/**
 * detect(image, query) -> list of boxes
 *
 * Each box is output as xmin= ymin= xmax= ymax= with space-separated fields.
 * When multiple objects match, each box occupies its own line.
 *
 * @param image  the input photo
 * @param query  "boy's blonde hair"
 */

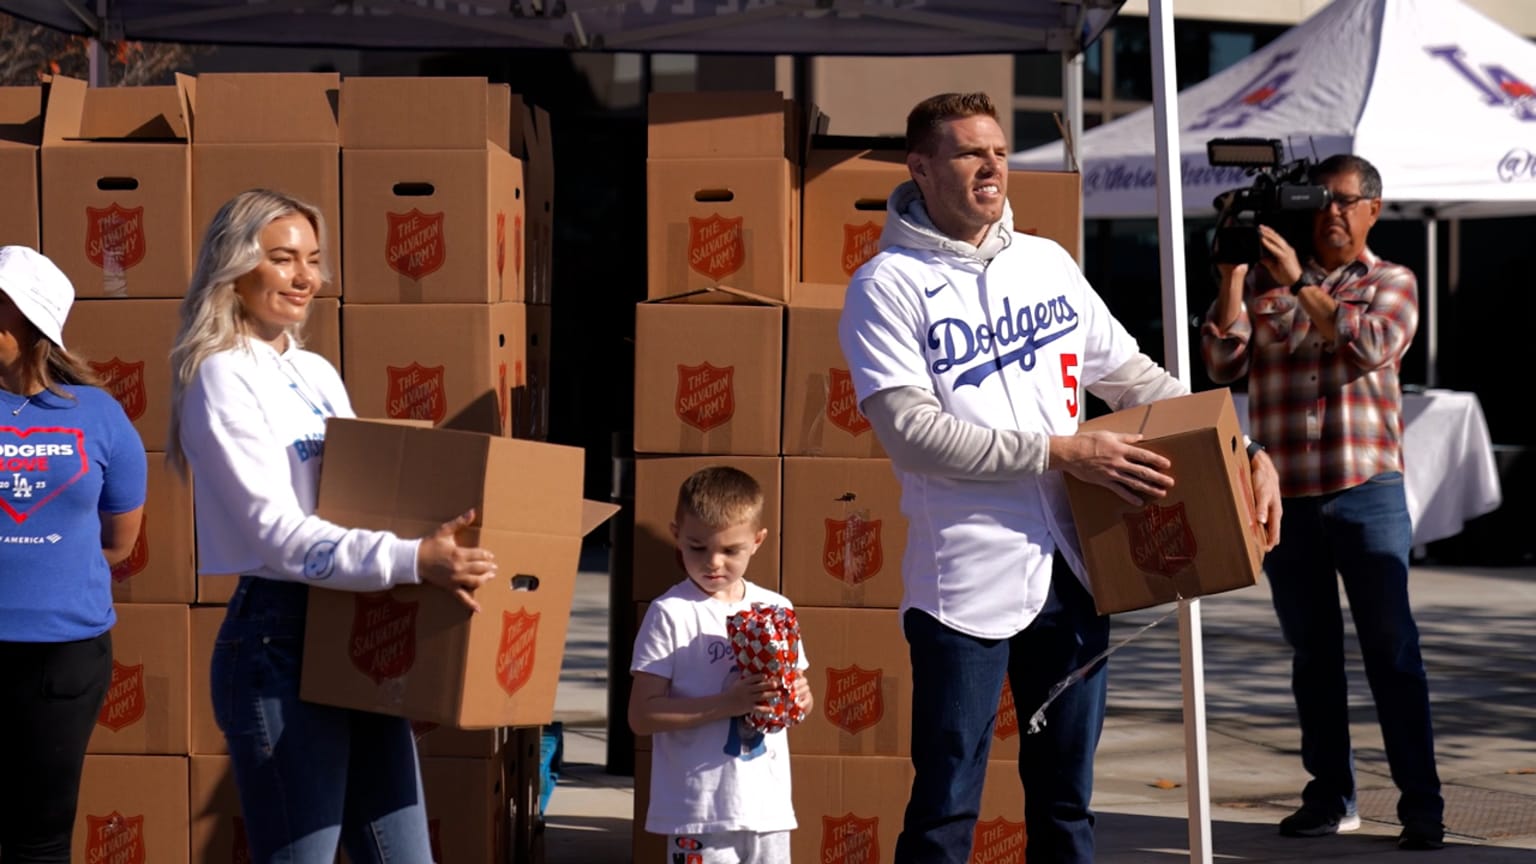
xmin=674 ymin=466 xmax=764 ymax=530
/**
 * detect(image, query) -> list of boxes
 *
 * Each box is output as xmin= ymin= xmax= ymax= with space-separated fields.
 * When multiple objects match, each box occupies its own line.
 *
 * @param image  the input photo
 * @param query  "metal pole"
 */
xmin=1425 ymin=214 xmax=1438 ymax=389
xmin=1062 ymin=49 xmax=1085 ymax=267
xmin=88 ymin=0 xmax=108 ymax=86
xmin=1148 ymin=0 xmax=1214 ymax=861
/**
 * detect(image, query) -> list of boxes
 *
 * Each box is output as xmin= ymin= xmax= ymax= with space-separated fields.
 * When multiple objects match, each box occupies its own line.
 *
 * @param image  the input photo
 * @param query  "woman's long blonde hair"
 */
xmin=165 ymin=189 xmax=330 ymax=476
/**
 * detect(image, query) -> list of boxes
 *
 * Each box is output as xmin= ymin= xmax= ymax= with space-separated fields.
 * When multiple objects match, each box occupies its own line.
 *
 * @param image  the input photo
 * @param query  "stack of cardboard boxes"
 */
xmin=629 ymin=91 xmax=1084 ymax=863
xmin=0 ymin=72 xmax=563 ymax=863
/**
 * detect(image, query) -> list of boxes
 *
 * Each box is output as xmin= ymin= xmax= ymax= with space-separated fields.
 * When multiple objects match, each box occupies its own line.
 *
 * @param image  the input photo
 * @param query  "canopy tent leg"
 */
xmin=1148 ymin=0 xmax=1213 ymax=861
xmin=1425 ymin=214 xmax=1439 ymax=389
xmin=1062 ymin=49 xmax=1085 ymax=267
xmin=87 ymin=0 xmax=106 ymax=86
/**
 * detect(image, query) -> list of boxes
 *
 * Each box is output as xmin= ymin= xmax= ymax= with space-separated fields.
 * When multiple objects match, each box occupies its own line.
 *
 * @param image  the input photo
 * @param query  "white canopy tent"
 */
xmin=1011 ymin=0 xmax=1536 ymax=220
xmin=0 ymin=1 xmax=1234 ymax=860
xmin=1010 ymin=0 xmax=1536 ymax=387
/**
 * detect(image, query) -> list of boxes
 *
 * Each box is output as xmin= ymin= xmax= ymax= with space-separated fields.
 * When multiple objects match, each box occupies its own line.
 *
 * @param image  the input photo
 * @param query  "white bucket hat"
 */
xmin=0 ymin=245 xmax=74 ymax=348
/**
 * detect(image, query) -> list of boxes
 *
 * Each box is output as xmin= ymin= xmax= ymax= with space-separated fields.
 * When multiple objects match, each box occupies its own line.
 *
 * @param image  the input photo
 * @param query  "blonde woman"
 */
xmin=0 ymin=245 xmax=146 ymax=863
xmin=168 ymin=189 xmax=497 ymax=863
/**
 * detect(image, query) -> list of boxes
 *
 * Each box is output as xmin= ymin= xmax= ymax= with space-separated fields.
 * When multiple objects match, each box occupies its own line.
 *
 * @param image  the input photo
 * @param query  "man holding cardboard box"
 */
xmin=838 ymin=92 xmax=1281 ymax=864
xmin=1202 ymin=154 xmax=1445 ymax=851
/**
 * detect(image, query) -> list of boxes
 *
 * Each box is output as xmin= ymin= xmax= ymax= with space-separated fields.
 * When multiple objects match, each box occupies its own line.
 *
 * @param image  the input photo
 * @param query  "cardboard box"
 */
xmin=63 ymin=298 xmax=179 ymax=450
xmin=0 ymin=85 xmax=42 ymax=248
xmin=342 ymin=302 xmax=526 ymax=434
xmin=647 ymin=91 xmax=801 ymax=161
xmin=634 ymin=291 xmax=783 ymax=456
xmin=517 ymin=102 xmax=555 ymax=305
xmin=110 ymin=453 xmax=195 ymax=604
xmin=41 ymin=75 xmax=193 ymax=298
xmin=790 ymin=608 xmax=910 ymax=756
xmin=89 ymin=603 xmax=190 ymax=755
xmin=341 ymin=77 xmax=525 ymax=304
xmin=1007 ymin=170 xmax=1083 ymax=261
xmin=784 ymin=298 xmax=885 ymax=457
xmin=518 ymin=303 xmax=552 ymax=441
xmin=781 ymin=459 xmax=906 ymax=608
xmin=197 ymin=573 xmax=238 ymax=606
xmin=1065 ymin=389 xmax=1265 ymax=615
xmin=191 ymin=73 xmax=342 ymax=297
xmin=647 ymin=157 xmax=797 ymax=302
xmin=188 ymin=754 xmax=243 ymax=863
xmin=801 ymin=147 xmax=908 ymax=284
xmin=188 ymin=606 xmax=225 ymax=756
xmin=299 ymin=418 xmax=617 ymax=727
xmin=76 ymin=755 xmax=189 ymax=864
xmin=790 ymin=755 xmax=1024 ymax=864
xmin=632 ymin=455 xmax=781 ymax=603
xmin=422 ymin=757 xmax=506 ymax=864
xmin=414 ymin=722 xmax=505 ymax=759
xmin=632 ymin=749 xmax=668 ymax=863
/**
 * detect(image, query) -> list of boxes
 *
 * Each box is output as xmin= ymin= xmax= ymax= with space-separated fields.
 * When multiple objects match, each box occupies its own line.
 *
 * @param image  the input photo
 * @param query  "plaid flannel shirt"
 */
xmin=1201 ymin=247 xmax=1418 ymax=498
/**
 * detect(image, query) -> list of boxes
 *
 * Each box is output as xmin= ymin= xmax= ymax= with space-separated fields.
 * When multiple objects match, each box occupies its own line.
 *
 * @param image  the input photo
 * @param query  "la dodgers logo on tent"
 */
xmin=1190 ymin=49 xmax=1300 ymax=132
xmin=1427 ymin=44 xmax=1536 ymax=121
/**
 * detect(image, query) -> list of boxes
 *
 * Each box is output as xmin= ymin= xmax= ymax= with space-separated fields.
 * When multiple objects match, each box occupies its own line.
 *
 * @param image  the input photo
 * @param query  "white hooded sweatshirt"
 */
xmin=838 ymin=181 xmax=1183 ymax=638
xmin=179 ymin=339 xmax=421 ymax=591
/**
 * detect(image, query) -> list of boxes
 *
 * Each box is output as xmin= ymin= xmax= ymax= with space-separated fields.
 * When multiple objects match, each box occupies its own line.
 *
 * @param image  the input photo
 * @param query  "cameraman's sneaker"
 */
xmin=1279 ymin=805 xmax=1361 ymax=837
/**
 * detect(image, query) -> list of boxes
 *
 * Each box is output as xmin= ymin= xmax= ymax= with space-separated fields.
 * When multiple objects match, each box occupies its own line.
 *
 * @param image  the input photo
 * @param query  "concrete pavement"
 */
xmin=545 ymin=561 xmax=1536 ymax=862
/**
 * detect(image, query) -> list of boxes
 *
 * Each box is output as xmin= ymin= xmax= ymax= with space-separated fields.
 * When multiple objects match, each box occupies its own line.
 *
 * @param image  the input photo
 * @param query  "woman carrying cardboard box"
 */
xmin=0 ymin=245 xmax=147 ymax=863
xmin=167 ymin=189 xmax=498 ymax=863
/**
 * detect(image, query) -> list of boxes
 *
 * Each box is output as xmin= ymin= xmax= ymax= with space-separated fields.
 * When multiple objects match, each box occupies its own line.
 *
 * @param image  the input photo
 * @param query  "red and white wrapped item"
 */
xmin=727 ymin=602 xmax=807 ymax=733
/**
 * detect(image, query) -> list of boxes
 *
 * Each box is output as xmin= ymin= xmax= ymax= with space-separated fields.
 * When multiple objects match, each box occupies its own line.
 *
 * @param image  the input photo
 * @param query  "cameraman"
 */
xmin=1201 ymin=154 xmax=1445 ymax=851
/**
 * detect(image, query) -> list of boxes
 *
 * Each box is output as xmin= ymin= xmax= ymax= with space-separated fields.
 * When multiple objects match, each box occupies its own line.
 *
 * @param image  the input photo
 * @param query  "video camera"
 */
xmin=1207 ymin=138 xmax=1330 ymax=265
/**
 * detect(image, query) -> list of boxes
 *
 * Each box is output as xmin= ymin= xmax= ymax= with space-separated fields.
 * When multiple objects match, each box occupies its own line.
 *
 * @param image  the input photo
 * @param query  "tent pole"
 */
xmin=87 ymin=0 xmax=108 ymax=87
xmin=1062 ymin=49 xmax=1085 ymax=267
xmin=1425 ymin=213 xmax=1439 ymax=388
xmin=1148 ymin=1 xmax=1213 ymax=862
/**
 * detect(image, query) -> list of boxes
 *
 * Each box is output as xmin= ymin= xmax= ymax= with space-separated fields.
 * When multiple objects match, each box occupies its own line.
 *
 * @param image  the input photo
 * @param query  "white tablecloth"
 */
xmin=1231 ymin=389 xmax=1502 ymax=546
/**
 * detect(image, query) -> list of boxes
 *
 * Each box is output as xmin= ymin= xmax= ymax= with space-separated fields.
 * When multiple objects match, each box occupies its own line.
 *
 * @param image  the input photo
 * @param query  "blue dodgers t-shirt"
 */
xmin=0 ymin=385 xmax=147 ymax=642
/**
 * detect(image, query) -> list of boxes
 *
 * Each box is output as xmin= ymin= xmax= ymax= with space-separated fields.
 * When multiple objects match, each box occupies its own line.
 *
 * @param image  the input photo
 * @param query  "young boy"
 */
xmin=629 ymin=466 xmax=814 ymax=864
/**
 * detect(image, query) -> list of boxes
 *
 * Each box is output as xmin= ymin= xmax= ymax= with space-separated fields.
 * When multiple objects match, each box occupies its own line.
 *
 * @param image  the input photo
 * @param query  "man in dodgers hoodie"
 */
xmin=837 ymin=92 xmax=1283 ymax=864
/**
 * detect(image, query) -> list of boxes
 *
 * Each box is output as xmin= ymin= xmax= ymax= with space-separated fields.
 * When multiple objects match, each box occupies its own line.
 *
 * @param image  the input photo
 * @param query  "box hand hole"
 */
xmin=96 ymin=177 xmax=139 ymax=191
xmin=392 ymin=182 xmax=436 ymax=197
xmin=693 ymin=189 xmax=735 ymax=202
xmin=511 ymin=574 xmax=540 ymax=592
xmin=854 ymin=198 xmax=885 ymax=211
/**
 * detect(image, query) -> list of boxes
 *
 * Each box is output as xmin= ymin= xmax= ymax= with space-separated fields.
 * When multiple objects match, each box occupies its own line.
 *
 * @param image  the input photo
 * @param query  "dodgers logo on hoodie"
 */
xmin=927 ymin=294 xmax=1080 ymax=389
xmin=0 ymin=427 xmax=88 ymax=524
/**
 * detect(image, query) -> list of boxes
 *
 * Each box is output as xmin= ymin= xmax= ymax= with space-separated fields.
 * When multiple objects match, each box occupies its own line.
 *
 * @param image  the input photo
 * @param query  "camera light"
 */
xmin=1206 ymin=138 xmax=1285 ymax=169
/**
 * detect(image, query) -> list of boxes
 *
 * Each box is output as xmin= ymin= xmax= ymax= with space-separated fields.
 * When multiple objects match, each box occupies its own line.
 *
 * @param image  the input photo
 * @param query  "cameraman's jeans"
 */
xmin=212 ymin=577 xmax=433 ymax=864
xmin=894 ymin=558 xmax=1108 ymax=864
xmin=1264 ymin=472 xmax=1443 ymax=827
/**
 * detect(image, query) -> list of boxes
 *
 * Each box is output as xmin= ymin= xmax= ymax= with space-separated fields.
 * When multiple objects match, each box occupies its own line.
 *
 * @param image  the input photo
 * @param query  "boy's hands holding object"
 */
xmin=728 ymin=603 xmax=810 ymax=733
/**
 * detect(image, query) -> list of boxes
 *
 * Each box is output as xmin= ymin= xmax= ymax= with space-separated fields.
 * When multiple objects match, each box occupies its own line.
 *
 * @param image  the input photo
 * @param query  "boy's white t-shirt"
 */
xmin=631 ymin=579 xmax=809 ymax=836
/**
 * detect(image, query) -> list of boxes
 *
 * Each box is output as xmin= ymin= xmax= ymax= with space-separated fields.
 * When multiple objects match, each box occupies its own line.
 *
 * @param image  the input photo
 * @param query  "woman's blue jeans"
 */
xmin=895 ymin=558 xmax=1109 ymax=864
xmin=211 ymin=577 xmax=433 ymax=864
xmin=1264 ymin=472 xmax=1443 ymax=827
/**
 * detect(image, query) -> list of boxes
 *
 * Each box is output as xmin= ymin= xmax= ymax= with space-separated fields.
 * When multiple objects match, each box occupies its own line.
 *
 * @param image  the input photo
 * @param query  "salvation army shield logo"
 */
xmin=1123 ymin=502 xmax=1198 ymax=578
xmin=674 ymin=362 xmax=734 ymax=432
xmin=687 ymin=214 xmax=745 ymax=281
xmin=995 ymin=676 xmax=1019 ymax=741
xmin=826 ymin=368 xmax=871 ymax=436
xmin=0 ymin=427 xmax=88 ymax=524
xmin=385 ymin=209 xmax=446 ymax=280
xmin=85 ymin=204 xmax=146 ymax=271
xmin=86 ymin=811 xmax=146 ymax=864
xmin=496 ymin=609 xmax=540 ymax=696
xmin=822 ymin=516 xmax=883 ymax=585
xmin=972 ymin=817 xmax=1027 ymax=864
xmin=97 ymin=660 xmax=145 ymax=732
xmin=110 ymin=515 xmax=148 ymax=583
xmin=515 ymin=213 xmax=524 ymax=282
xmin=496 ymin=210 xmax=507 ymax=280
xmin=89 ymin=357 xmax=147 ymax=421
xmin=824 ymin=665 xmax=884 ymax=735
xmin=350 ymin=592 xmax=420 ymax=684
xmin=385 ymin=363 xmax=446 ymax=423
xmin=821 ymin=813 xmax=879 ymax=864
xmin=841 ymin=221 xmax=881 ymax=276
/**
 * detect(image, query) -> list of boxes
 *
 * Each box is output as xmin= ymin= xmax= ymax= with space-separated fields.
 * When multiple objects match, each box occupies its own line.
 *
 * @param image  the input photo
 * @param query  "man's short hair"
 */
xmin=675 ymin=466 xmax=764 ymax=529
xmin=1310 ymin=154 xmax=1383 ymax=199
xmin=906 ymin=92 xmax=999 ymax=156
